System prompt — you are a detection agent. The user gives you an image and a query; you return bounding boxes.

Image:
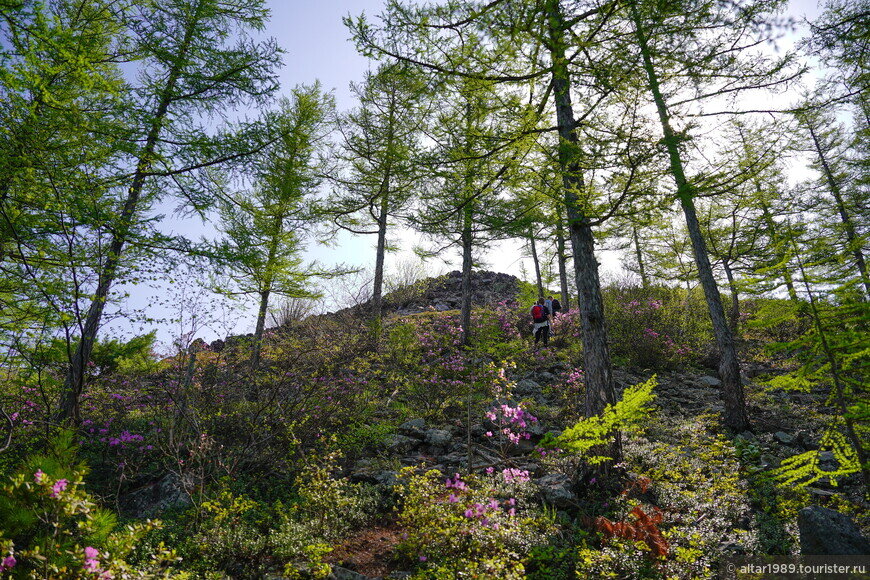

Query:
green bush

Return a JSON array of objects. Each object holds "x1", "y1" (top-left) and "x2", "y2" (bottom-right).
[
  {"x1": 0, "y1": 432, "x2": 180, "y2": 579},
  {"x1": 394, "y1": 467, "x2": 556, "y2": 577},
  {"x1": 603, "y1": 284, "x2": 709, "y2": 370}
]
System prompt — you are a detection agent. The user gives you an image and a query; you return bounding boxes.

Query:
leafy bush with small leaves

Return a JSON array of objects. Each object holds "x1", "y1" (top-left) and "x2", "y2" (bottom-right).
[
  {"x1": 0, "y1": 432, "x2": 180, "y2": 579},
  {"x1": 393, "y1": 467, "x2": 556, "y2": 578}
]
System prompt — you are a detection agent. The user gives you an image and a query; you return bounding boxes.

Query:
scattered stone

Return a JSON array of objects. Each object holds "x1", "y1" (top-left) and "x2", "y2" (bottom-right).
[
  {"x1": 798, "y1": 506, "x2": 870, "y2": 555},
  {"x1": 515, "y1": 379, "x2": 541, "y2": 397},
  {"x1": 121, "y1": 472, "x2": 191, "y2": 519},
  {"x1": 398, "y1": 418, "x2": 426, "y2": 436},
  {"x1": 759, "y1": 453, "x2": 781, "y2": 469},
  {"x1": 774, "y1": 431, "x2": 794, "y2": 445},
  {"x1": 423, "y1": 429, "x2": 452, "y2": 448},
  {"x1": 734, "y1": 431, "x2": 757, "y2": 445},
  {"x1": 818, "y1": 451, "x2": 838, "y2": 471},
  {"x1": 534, "y1": 473, "x2": 576, "y2": 508},
  {"x1": 697, "y1": 376, "x2": 722, "y2": 387},
  {"x1": 329, "y1": 565, "x2": 374, "y2": 580},
  {"x1": 718, "y1": 541, "x2": 747, "y2": 555},
  {"x1": 386, "y1": 435, "x2": 419, "y2": 454},
  {"x1": 536, "y1": 371, "x2": 557, "y2": 383}
]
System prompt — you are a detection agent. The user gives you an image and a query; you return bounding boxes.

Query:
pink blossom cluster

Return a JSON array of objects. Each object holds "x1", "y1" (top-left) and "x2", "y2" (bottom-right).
[
  {"x1": 444, "y1": 473, "x2": 468, "y2": 491},
  {"x1": 461, "y1": 496, "x2": 518, "y2": 528},
  {"x1": 1, "y1": 555, "x2": 15, "y2": 571},
  {"x1": 643, "y1": 329, "x2": 692, "y2": 356},
  {"x1": 83, "y1": 546, "x2": 112, "y2": 577},
  {"x1": 485, "y1": 403, "x2": 537, "y2": 445},
  {"x1": 501, "y1": 468, "x2": 530, "y2": 483},
  {"x1": 51, "y1": 479, "x2": 68, "y2": 498},
  {"x1": 33, "y1": 470, "x2": 71, "y2": 499}
]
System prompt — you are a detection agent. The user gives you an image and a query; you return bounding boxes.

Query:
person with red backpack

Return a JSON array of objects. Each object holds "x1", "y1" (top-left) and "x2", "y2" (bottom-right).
[{"x1": 530, "y1": 298, "x2": 550, "y2": 347}]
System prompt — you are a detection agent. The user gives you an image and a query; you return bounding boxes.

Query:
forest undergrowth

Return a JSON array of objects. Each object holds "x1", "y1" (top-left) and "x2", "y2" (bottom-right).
[{"x1": 1, "y1": 281, "x2": 867, "y2": 579}]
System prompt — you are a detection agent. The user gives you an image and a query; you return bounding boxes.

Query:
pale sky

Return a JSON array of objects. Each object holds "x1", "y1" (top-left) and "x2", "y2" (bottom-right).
[{"x1": 118, "y1": 0, "x2": 827, "y2": 349}]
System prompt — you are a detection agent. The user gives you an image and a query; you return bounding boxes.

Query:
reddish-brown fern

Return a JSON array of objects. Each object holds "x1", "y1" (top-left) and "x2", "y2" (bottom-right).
[{"x1": 595, "y1": 505, "x2": 669, "y2": 558}]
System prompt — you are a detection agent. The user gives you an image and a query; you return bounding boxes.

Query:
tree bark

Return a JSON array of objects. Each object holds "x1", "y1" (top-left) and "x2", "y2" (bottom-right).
[
  {"x1": 529, "y1": 226, "x2": 545, "y2": 298},
  {"x1": 371, "y1": 94, "x2": 397, "y2": 332},
  {"x1": 546, "y1": 0, "x2": 619, "y2": 457},
  {"x1": 460, "y1": 204, "x2": 474, "y2": 345},
  {"x1": 372, "y1": 187, "x2": 390, "y2": 329},
  {"x1": 555, "y1": 203, "x2": 570, "y2": 309},
  {"x1": 805, "y1": 120, "x2": 870, "y2": 299},
  {"x1": 633, "y1": 227, "x2": 649, "y2": 289},
  {"x1": 629, "y1": 0, "x2": 748, "y2": 431},
  {"x1": 722, "y1": 259, "x2": 740, "y2": 336},
  {"x1": 56, "y1": 1, "x2": 203, "y2": 424}
]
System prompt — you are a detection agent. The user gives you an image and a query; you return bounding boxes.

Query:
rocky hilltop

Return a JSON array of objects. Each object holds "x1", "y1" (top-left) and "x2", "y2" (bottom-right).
[{"x1": 350, "y1": 269, "x2": 525, "y2": 316}]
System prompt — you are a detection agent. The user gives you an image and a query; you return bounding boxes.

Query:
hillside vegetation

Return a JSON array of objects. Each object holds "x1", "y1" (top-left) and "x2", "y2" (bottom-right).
[{"x1": 1, "y1": 275, "x2": 866, "y2": 578}]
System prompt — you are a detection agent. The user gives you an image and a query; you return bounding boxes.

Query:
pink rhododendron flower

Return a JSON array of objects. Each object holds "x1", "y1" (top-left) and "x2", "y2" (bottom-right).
[
  {"x1": 1, "y1": 555, "x2": 15, "y2": 570},
  {"x1": 51, "y1": 479, "x2": 69, "y2": 498},
  {"x1": 33, "y1": 469, "x2": 45, "y2": 483}
]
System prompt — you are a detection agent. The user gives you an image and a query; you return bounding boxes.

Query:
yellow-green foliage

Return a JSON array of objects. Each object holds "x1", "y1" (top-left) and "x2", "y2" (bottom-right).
[
  {"x1": 770, "y1": 427, "x2": 862, "y2": 488},
  {"x1": 0, "y1": 433, "x2": 180, "y2": 579},
  {"x1": 624, "y1": 416, "x2": 757, "y2": 579},
  {"x1": 292, "y1": 451, "x2": 378, "y2": 540},
  {"x1": 556, "y1": 377, "x2": 657, "y2": 464},
  {"x1": 394, "y1": 467, "x2": 556, "y2": 578}
]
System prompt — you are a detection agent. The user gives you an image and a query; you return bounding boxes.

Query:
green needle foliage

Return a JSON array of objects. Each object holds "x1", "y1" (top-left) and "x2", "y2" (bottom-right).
[{"x1": 555, "y1": 376, "x2": 657, "y2": 466}]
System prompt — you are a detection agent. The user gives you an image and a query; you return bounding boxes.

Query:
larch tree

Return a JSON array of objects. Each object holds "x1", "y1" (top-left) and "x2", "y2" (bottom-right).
[
  {"x1": 0, "y1": 0, "x2": 127, "y2": 340},
  {"x1": 622, "y1": 0, "x2": 803, "y2": 431},
  {"x1": 215, "y1": 85, "x2": 333, "y2": 369},
  {"x1": 330, "y1": 62, "x2": 429, "y2": 332},
  {"x1": 414, "y1": 66, "x2": 531, "y2": 345},
  {"x1": 56, "y1": 0, "x2": 282, "y2": 423},
  {"x1": 794, "y1": 104, "x2": 869, "y2": 299}
]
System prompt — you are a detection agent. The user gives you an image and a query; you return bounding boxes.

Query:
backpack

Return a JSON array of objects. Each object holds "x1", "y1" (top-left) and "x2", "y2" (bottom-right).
[
  {"x1": 532, "y1": 304, "x2": 545, "y2": 323},
  {"x1": 552, "y1": 299, "x2": 561, "y2": 312}
]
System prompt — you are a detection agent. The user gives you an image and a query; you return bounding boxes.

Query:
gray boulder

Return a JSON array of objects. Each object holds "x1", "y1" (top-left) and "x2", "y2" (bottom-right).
[
  {"x1": 515, "y1": 379, "x2": 541, "y2": 397},
  {"x1": 423, "y1": 428, "x2": 452, "y2": 448},
  {"x1": 398, "y1": 418, "x2": 426, "y2": 436},
  {"x1": 386, "y1": 434, "x2": 419, "y2": 454},
  {"x1": 697, "y1": 375, "x2": 722, "y2": 387},
  {"x1": 328, "y1": 565, "x2": 375, "y2": 580},
  {"x1": 798, "y1": 506, "x2": 870, "y2": 555},
  {"x1": 535, "y1": 473, "x2": 576, "y2": 508},
  {"x1": 121, "y1": 472, "x2": 191, "y2": 518},
  {"x1": 774, "y1": 431, "x2": 794, "y2": 445}
]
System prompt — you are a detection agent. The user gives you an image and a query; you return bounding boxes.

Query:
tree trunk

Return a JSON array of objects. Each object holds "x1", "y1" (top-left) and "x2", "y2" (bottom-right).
[
  {"x1": 56, "y1": 2, "x2": 202, "y2": 424},
  {"x1": 251, "y1": 288, "x2": 271, "y2": 370},
  {"x1": 555, "y1": 203, "x2": 570, "y2": 309},
  {"x1": 722, "y1": 259, "x2": 740, "y2": 336},
  {"x1": 630, "y1": 0, "x2": 748, "y2": 431},
  {"x1": 546, "y1": 0, "x2": 619, "y2": 463},
  {"x1": 251, "y1": 216, "x2": 282, "y2": 370},
  {"x1": 372, "y1": 189, "x2": 390, "y2": 330},
  {"x1": 529, "y1": 226, "x2": 544, "y2": 298},
  {"x1": 805, "y1": 120, "x2": 870, "y2": 299},
  {"x1": 794, "y1": 248, "x2": 870, "y2": 496},
  {"x1": 758, "y1": 202, "x2": 799, "y2": 303},
  {"x1": 371, "y1": 97, "x2": 397, "y2": 333},
  {"x1": 460, "y1": 205, "x2": 473, "y2": 345},
  {"x1": 633, "y1": 227, "x2": 649, "y2": 289}
]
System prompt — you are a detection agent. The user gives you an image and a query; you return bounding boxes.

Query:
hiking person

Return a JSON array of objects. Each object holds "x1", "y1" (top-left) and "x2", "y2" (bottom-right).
[
  {"x1": 544, "y1": 296, "x2": 554, "y2": 317},
  {"x1": 530, "y1": 298, "x2": 550, "y2": 347},
  {"x1": 551, "y1": 296, "x2": 562, "y2": 317}
]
